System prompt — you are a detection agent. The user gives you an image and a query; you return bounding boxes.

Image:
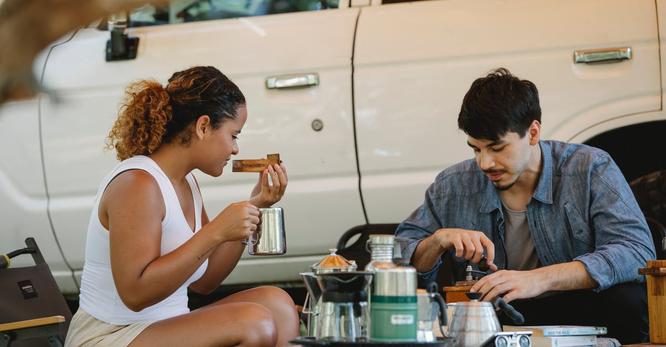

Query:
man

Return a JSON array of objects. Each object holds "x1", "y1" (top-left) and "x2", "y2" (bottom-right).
[{"x1": 396, "y1": 68, "x2": 656, "y2": 343}]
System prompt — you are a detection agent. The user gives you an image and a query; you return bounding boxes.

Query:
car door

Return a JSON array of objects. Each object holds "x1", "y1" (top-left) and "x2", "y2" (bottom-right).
[
  {"x1": 354, "y1": 0, "x2": 660, "y2": 223},
  {"x1": 40, "y1": 2, "x2": 363, "y2": 285}
]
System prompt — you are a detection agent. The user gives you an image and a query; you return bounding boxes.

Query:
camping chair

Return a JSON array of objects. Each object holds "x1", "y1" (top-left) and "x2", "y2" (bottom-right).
[
  {"x1": 336, "y1": 224, "x2": 465, "y2": 289},
  {"x1": 630, "y1": 170, "x2": 666, "y2": 260},
  {"x1": 0, "y1": 238, "x2": 72, "y2": 347}
]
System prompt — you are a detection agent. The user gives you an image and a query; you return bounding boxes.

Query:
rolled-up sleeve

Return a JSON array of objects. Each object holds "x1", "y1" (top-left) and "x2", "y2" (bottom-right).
[
  {"x1": 396, "y1": 182, "x2": 444, "y2": 283},
  {"x1": 574, "y1": 156, "x2": 656, "y2": 291}
]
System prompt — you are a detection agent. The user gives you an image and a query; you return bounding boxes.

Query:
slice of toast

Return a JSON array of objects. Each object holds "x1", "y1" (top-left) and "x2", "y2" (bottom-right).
[{"x1": 232, "y1": 153, "x2": 281, "y2": 172}]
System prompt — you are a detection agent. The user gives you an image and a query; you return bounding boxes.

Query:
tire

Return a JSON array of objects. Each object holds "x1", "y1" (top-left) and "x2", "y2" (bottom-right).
[{"x1": 630, "y1": 170, "x2": 666, "y2": 259}]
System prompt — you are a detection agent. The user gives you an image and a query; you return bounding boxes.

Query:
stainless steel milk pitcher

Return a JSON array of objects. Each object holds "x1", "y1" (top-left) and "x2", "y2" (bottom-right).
[{"x1": 246, "y1": 207, "x2": 286, "y2": 255}]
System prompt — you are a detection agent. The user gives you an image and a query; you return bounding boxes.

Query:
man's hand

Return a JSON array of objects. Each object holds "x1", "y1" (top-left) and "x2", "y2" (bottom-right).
[
  {"x1": 470, "y1": 262, "x2": 597, "y2": 303},
  {"x1": 436, "y1": 228, "x2": 498, "y2": 271},
  {"x1": 470, "y1": 269, "x2": 548, "y2": 303}
]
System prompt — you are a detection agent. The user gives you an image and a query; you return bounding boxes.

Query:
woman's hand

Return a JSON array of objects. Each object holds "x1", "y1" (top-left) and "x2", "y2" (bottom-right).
[
  {"x1": 209, "y1": 201, "x2": 260, "y2": 242},
  {"x1": 249, "y1": 163, "x2": 288, "y2": 208}
]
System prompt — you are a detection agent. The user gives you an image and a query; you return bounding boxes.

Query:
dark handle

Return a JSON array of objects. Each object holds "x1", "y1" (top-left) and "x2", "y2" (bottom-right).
[
  {"x1": 465, "y1": 292, "x2": 482, "y2": 301},
  {"x1": 0, "y1": 243, "x2": 38, "y2": 269},
  {"x1": 427, "y1": 282, "x2": 448, "y2": 330},
  {"x1": 110, "y1": 29, "x2": 127, "y2": 57},
  {"x1": 478, "y1": 255, "x2": 491, "y2": 272},
  {"x1": 495, "y1": 297, "x2": 525, "y2": 325}
]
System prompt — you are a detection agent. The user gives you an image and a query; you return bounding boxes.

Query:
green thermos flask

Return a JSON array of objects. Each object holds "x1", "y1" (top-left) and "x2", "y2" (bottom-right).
[{"x1": 370, "y1": 262, "x2": 418, "y2": 341}]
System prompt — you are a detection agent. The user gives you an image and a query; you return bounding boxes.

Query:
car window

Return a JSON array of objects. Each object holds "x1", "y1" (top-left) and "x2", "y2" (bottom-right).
[{"x1": 129, "y1": 0, "x2": 339, "y2": 27}]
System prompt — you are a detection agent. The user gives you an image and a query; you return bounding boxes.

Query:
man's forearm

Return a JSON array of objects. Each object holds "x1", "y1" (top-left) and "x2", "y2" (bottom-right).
[
  {"x1": 536, "y1": 260, "x2": 597, "y2": 292},
  {"x1": 412, "y1": 231, "x2": 445, "y2": 273}
]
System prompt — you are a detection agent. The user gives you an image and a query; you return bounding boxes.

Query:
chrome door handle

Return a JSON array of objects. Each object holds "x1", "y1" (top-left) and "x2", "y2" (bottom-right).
[
  {"x1": 573, "y1": 47, "x2": 632, "y2": 64},
  {"x1": 265, "y1": 73, "x2": 319, "y2": 89}
]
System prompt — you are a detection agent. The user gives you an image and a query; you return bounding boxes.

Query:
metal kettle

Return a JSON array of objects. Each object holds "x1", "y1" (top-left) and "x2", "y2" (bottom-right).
[
  {"x1": 424, "y1": 283, "x2": 524, "y2": 347},
  {"x1": 447, "y1": 292, "x2": 525, "y2": 347}
]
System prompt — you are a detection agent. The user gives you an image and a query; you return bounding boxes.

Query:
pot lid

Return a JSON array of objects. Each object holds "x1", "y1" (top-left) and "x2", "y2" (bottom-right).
[
  {"x1": 368, "y1": 234, "x2": 394, "y2": 246},
  {"x1": 311, "y1": 249, "x2": 357, "y2": 273}
]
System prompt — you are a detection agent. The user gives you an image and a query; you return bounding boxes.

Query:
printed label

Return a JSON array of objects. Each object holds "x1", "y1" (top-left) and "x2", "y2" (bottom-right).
[{"x1": 390, "y1": 314, "x2": 414, "y2": 325}]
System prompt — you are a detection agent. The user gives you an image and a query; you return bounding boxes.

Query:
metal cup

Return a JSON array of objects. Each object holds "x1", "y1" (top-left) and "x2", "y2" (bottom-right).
[{"x1": 247, "y1": 207, "x2": 286, "y2": 256}]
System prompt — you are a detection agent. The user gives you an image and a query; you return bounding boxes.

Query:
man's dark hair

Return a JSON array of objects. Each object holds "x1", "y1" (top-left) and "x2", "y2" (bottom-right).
[{"x1": 457, "y1": 68, "x2": 541, "y2": 141}]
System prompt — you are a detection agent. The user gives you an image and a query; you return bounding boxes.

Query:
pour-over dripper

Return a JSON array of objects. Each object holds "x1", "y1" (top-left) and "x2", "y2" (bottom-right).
[
  {"x1": 315, "y1": 271, "x2": 373, "y2": 341},
  {"x1": 316, "y1": 271, "x2": 373, "y2": 303}
]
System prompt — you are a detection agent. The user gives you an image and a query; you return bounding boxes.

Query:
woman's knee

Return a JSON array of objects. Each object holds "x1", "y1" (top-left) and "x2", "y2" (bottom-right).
[
  {"x1": 236, "y1": 303, "x2": 278, "y2": 346},
  {"x1": 254, "y1": 286, "x2": 294, "y2": 301},
  {"x1": 254, "y1": 286, "x2": 297, "y2": 310}
]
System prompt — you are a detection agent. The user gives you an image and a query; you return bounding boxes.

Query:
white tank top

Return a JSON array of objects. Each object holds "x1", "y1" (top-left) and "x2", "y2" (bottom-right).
[{"x1": 79, "y1": 155, "x2": 207, "y2": 325}]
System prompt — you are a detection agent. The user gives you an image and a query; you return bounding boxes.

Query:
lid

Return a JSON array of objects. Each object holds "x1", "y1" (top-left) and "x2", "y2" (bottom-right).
[
  {"x1": 373, "y1": 264, "x2": 417, "y2": 296},
  {"x1": 368, "y1": 234, "x2": 394, "y2": 246},
  {"x1": 311, "y1": 249, "x2": 357, "y2": 274}
]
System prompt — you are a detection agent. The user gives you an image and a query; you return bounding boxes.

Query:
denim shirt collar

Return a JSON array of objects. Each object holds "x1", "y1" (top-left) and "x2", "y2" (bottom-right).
[
  {"x1": 532, "y1": 141, "x2": 553, "y2": 205},
  {"x1": 478, "y1": 141, "x2": 553, "y2": 214}
]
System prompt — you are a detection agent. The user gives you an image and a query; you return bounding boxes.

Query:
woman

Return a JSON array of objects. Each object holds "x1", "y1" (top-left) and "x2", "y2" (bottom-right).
[{"x1": 65, "y1": 66, "x2": 298, "y2": 347}]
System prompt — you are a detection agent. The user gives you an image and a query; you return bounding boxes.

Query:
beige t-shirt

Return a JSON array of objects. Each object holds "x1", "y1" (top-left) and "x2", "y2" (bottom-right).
[{"x1": 502, "y1": 203, "x2": 540, "y2": 271}]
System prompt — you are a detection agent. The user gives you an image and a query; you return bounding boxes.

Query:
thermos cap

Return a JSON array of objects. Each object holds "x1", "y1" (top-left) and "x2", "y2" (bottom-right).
[
  {"x1": 368, "y1": 234, "x2": 395, "y2": 246},
  {"x1": 373, "y1": 265, "x2": 417, "y2": 296}
]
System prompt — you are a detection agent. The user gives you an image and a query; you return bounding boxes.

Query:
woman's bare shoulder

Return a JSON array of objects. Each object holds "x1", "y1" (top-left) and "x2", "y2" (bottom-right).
[{"x1": 101, "y1": 169, "x2": 165, "y2": 214}]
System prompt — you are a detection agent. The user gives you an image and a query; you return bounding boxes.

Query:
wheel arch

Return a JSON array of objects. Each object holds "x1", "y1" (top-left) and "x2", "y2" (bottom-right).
[{"x1": 582, "y1": 119, "x2": 666, "y2": 182}]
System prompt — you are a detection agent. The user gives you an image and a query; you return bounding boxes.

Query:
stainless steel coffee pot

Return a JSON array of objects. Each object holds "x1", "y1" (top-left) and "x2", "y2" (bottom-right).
[
  {"x1": 300, "y1": 249, "x2": 361, "y2": 338},
  {"x1": 446, "y1": 299, "x2": 501, "y2": 347}
]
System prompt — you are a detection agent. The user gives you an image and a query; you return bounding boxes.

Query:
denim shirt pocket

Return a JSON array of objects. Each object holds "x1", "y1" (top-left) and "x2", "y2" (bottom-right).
[{"x1": 564, "y1": 202, "x2": 594, "y2": 254}]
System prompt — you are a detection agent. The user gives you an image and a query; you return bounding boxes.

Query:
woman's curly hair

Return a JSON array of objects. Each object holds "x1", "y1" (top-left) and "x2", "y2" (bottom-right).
[{"x1": 107, "y1": 66, "x2": 245, "y2": 161}]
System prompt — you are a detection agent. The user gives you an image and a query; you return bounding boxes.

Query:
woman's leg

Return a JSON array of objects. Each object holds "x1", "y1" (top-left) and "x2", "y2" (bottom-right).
[
  {"x1": 210, "y1": 286, "x2": 299, "y2": 347},
  {"x1": 129, "y1": 301, "x2": 277, "y2": 347}
]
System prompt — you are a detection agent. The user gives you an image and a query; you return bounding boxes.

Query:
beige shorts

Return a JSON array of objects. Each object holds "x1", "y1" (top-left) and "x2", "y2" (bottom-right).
[{"x1": 64, "y1": 309, "x2": 153, "y2": 347}]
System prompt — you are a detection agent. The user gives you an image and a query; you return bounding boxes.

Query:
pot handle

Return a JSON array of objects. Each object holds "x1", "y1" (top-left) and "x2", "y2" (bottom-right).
[
  {"x1": 494, "y1": 297, "x2": 525, "y2": 325},
  {"x1": 427, "y1": 282, "x2": 448, "y2": 328}
]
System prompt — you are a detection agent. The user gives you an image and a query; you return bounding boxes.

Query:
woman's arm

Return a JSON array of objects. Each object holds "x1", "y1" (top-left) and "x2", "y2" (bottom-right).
[
  {"x1": 188, "y1": 206, "x2": 245, "y2": 294},
  {"x1": 106, "y1": 170, "x2": 258, "y2": 311}
]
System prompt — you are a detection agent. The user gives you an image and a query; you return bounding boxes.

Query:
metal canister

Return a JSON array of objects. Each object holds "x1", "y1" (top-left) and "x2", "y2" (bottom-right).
[{"x1": 370, "y1": 262, "x2": 418, "y2": 342}]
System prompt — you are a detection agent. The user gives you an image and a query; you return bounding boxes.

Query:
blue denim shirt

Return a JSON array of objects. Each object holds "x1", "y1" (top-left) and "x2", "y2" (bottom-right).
[{"x1": 396, "y1": 140, "x2": 655, "y2": 291}]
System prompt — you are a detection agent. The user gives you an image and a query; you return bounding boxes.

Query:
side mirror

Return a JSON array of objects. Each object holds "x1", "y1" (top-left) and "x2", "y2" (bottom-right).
[{"x1": 106, "y1": 12, "x2": 139, "y2": 61}]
